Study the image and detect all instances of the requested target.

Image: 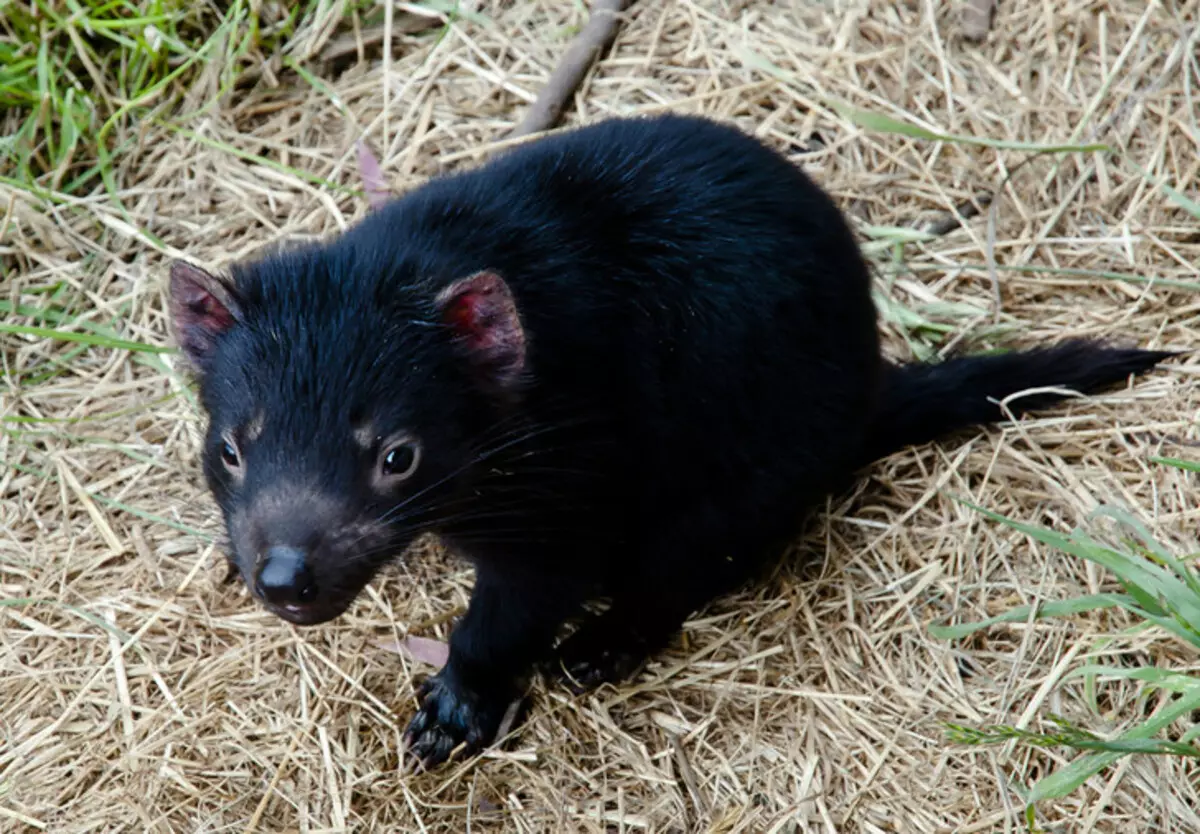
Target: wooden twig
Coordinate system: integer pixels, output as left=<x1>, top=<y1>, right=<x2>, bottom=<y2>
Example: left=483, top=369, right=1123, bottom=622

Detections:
left=509, top=0, right=631, bottom=139
left=352, top=3, right=633, bottom=206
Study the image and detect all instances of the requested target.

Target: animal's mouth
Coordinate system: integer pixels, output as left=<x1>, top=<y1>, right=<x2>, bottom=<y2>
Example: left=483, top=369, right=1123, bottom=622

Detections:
left=263, top=599, right=347, bottom=626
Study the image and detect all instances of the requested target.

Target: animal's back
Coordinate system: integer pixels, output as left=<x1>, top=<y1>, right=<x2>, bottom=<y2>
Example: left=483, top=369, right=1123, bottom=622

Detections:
left=350, top=114, right=883, bottom=514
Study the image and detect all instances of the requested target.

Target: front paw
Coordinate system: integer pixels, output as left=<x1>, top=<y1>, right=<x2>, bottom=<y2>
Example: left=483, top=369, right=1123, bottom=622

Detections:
left=402, top=668, right=516, bottom=770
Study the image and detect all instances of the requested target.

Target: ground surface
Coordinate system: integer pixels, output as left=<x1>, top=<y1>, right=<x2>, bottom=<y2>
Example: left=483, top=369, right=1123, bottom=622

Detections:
left=3, top=1, right=1200, bottom=832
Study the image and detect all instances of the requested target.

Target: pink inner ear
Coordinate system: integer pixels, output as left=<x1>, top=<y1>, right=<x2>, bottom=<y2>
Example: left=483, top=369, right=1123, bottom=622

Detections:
left=438, top=271, right=527, bottom=389
left=168, top=261, right=240, bottom=369
left=179, top=281, right=235, bottom=330
left=444, top=292, right=484, bottom=340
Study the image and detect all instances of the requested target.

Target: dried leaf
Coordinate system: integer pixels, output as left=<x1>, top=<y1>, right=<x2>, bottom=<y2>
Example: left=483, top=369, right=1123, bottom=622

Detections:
left=376, top=635, right=450, bottom=668
left=356, top=140, right=390, bottom=209
left=962, top=0, right=997, bottom=41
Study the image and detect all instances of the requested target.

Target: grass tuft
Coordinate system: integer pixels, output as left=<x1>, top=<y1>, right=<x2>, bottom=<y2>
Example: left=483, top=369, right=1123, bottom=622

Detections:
left=935, top=456, right=1200, bottom=830
left=0, top=0, right=401, bottom=199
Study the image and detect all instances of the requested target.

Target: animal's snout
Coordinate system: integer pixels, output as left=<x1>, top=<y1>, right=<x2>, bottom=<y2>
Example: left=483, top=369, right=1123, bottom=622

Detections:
left=255, top=545, right=318, bottom=608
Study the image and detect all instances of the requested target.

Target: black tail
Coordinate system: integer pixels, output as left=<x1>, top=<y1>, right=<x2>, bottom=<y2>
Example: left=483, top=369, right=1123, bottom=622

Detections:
left=862, top=339, right=1178, bottom=464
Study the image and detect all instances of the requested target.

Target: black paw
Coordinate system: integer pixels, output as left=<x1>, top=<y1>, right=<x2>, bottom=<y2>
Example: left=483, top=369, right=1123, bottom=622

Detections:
left=551, top=621, right=652, bottom=694
left=401, top=667, right=515, bottom=771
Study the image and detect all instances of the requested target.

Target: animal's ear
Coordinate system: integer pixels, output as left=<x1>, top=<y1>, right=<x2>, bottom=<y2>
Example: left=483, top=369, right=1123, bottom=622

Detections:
left=436, top=270, right=527, bottom=391
left=168, top=260, right=242, bottom=374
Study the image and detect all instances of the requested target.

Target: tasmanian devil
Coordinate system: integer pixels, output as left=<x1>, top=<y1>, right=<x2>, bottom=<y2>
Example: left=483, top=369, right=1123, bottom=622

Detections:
left=167, top=113, right=1174, bottom=770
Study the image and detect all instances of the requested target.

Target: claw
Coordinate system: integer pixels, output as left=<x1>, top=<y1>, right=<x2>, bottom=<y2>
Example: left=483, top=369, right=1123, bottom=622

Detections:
left=400, top=667, right=513, bottom=771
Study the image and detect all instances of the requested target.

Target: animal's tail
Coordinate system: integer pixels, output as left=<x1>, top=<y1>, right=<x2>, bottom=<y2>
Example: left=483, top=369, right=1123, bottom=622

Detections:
left=862, top=339, right=1178, bottom=464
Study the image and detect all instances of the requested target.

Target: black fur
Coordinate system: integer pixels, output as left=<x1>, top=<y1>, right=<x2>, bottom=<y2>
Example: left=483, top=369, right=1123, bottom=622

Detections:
left=862, top=341, right=1177, bottom=464
left=168, top=113, right=1173, bottom=770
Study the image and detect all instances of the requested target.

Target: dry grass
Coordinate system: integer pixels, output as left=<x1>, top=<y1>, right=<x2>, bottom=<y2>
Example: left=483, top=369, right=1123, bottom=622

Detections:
left=3, top=1, right=1200, bottom=831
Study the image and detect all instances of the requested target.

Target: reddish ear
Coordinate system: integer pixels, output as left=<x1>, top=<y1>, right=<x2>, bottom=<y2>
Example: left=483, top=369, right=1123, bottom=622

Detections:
left=168, top=260, right=241, bottom=373
left=436, top=271, right=527, bottom=391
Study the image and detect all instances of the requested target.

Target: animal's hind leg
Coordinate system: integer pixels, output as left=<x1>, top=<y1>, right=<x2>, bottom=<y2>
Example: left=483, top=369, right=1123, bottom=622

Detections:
left=550, top=591, right=702, bottom=692
left=549, top=510, right=797, bottom=693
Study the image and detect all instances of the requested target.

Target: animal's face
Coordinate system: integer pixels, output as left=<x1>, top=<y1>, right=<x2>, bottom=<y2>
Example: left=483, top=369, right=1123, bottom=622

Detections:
left=167, top=256, right=527, bottom=625
left=199, top=392, right=442, bottom=626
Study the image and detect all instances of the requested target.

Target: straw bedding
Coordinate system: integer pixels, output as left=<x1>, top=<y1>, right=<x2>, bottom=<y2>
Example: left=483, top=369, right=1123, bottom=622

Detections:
left=2, top=1, right=1198, bottom=831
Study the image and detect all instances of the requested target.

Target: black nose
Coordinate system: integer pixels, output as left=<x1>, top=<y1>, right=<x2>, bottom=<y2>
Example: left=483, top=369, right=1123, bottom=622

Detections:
left=255, top=546, right=317, bottom=606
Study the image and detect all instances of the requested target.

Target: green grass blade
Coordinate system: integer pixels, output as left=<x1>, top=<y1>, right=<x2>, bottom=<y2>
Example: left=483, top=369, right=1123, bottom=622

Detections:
left=1, top=460, right=211, bottom=540
left=901, top=262, right=1200, bottom=292
left=1, top=393, right=181, bottom=425
left=826, top=100, right=1111, bottom=154
left=1062, top=664, right=1200, bottom=695
left=0, top=597, right=136, bottom=643
left=738, top=49, right=1111, bottom=155
left=1027, top=689, right=1200, bottom=803
left=956, top=499, right=1200, bottom=646
left=1065, top=737, right=1200, bottom=757
left=158, top=121, right=358, bottom=196
left=1152, top=456, right=1200, bottom=474
left=928, top=594, right=1130, bottom=640
left=0, top=322, right=173, bottom=354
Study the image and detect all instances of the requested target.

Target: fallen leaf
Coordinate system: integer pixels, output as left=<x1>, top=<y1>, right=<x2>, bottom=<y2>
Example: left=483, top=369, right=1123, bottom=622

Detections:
left=962, top=0, right=997, bottom=41
left=375, top=635, right=450, bottom=668
left=356, top=140, right=390, bottom=209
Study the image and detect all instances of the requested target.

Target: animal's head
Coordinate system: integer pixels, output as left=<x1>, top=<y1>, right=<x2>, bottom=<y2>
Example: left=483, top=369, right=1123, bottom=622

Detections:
left=167, top=252, right=528, bottom=625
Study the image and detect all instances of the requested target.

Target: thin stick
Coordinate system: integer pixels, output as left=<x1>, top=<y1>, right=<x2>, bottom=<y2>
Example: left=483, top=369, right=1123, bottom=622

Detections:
left=509, top=0, right=631, bottom=138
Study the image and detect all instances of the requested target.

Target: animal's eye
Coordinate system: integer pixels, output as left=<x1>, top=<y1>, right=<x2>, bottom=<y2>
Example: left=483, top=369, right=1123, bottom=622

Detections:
left=220, top=436, right=240, bottom=470
left=380, top=440, right=421, bottom=480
